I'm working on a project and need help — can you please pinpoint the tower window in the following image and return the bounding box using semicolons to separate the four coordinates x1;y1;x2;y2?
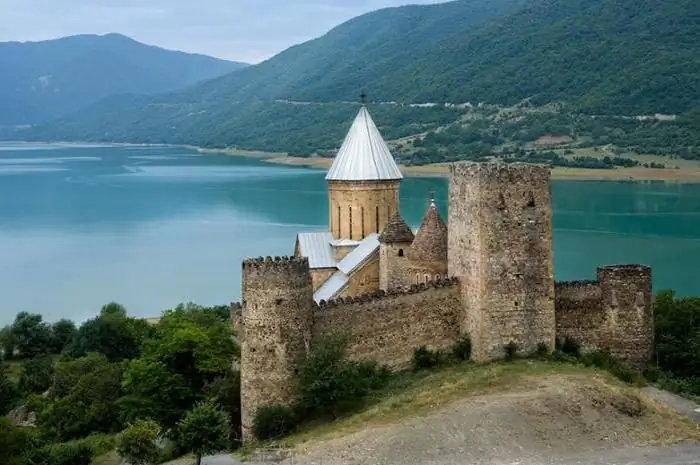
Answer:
349;207;353;240
424;274;430;283
376;206;380;233
337;205;341;236
415;274;420;285
398;249;404;257
361;207;365;239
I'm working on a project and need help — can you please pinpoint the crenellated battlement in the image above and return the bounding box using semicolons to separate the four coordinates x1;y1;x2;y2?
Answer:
316;277;459;309
242;255;309;270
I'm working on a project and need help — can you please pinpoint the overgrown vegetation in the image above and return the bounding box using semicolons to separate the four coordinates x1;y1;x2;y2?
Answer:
0;302;239;465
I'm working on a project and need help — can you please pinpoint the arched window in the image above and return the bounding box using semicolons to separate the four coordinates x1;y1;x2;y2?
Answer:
435;273;441;281
337;205;341;236
349;207;353;240
424;274;430;283
375;206;380;233
398;249;404;257
415;274;420;285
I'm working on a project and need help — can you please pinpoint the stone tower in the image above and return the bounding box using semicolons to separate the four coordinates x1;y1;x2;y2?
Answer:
326;105;403;240
410;194;448;279
448;162;556;362
597;264;654;369
379;212;415;291
240;256;314;440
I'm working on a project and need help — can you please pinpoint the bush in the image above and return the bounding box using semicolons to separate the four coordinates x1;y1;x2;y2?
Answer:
117;419;162;465
536;342;550;357
504;342;519;361
558;337;581;357
412;346;441;371
295;335;390;420
252;405;296;441
579;350;644;385
452;334;472;361
40;441;94;465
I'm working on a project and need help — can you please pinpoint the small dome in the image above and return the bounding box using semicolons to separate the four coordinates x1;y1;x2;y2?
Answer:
410;198;448;263
379;213;415;244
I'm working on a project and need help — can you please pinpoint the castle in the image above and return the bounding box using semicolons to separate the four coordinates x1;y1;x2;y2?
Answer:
232;105;655;441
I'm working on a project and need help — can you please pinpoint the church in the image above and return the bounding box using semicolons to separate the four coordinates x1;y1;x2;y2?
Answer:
294;104;448;302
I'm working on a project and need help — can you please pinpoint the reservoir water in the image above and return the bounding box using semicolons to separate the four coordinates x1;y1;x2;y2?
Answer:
1;142;699;325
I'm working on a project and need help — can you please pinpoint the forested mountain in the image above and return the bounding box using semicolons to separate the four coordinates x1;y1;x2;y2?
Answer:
0;33;247;125
9;0;700;154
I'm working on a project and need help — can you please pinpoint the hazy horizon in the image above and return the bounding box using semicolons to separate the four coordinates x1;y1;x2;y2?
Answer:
0;0;450;64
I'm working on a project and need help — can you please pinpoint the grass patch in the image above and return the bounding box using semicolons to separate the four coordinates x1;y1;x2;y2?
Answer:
278;360;621;447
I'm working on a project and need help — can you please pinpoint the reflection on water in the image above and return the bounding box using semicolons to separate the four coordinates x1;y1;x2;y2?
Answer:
1;143;699;324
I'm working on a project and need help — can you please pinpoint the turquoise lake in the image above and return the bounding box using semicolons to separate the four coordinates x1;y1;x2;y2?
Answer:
1;142;699;325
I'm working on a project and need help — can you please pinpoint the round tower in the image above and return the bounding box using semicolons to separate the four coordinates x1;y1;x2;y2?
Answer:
326;104;403;240
240;256;314;441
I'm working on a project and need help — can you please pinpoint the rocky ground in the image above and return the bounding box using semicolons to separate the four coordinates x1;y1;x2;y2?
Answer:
240;375;700;465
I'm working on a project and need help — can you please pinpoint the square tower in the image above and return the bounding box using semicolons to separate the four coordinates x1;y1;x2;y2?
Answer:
448;162;555;362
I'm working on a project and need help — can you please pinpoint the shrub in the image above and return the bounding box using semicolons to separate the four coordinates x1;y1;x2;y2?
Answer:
117;419;162;465
580;350;644;385
295;335;390;420
452;334;472;361
535;342;550;357
412;346;441;371
559;337;581;357
252;405;296;441
42;441;94;465
504;342;519;361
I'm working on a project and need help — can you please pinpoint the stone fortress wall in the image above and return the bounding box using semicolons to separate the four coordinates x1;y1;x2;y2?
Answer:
235;162;656;441
555;264;654;369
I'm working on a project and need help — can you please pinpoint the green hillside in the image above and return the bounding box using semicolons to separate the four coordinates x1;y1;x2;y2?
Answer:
10;0;700;155
0;33;247;125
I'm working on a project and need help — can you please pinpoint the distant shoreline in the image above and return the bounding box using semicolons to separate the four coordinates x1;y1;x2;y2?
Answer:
196;146;700;183
5;140;700;182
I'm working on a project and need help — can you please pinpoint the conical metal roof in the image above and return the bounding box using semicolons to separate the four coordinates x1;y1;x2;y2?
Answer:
410;196;448;263
325;106;403;181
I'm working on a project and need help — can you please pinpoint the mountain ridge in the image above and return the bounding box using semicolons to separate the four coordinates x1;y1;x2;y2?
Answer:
7;0;700;156
0;33;247;125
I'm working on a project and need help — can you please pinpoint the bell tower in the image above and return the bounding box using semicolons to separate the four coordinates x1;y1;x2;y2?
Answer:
327;93;403;240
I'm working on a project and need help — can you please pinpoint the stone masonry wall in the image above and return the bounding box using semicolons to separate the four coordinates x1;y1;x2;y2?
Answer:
554;281;604;353
313;279;462;369
240;256;314;441
328;180;400;240
448;162;556;362
598;265;654;369
554;265;654;369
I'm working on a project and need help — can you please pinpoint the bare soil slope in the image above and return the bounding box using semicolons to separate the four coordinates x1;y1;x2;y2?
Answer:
272;373;700;465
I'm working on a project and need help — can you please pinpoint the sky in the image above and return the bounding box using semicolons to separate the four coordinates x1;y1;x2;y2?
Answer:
0;0;447;63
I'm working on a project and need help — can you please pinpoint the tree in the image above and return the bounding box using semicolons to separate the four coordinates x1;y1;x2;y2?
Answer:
204;370;242;445
0;417;36;465
68;304;152;361
176;401;230;465
117;419;162;465
11;312;53;358
50;319;77;354
41;356;125;440
0;325;16;358
0;358;18;415
19;354;55;395
120;359;193;428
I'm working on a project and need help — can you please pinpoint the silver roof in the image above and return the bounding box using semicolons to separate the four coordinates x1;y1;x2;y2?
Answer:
297;232;336;269
313;234;380;303
325;106;403;182
313;271;349;303
337;233;380;275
